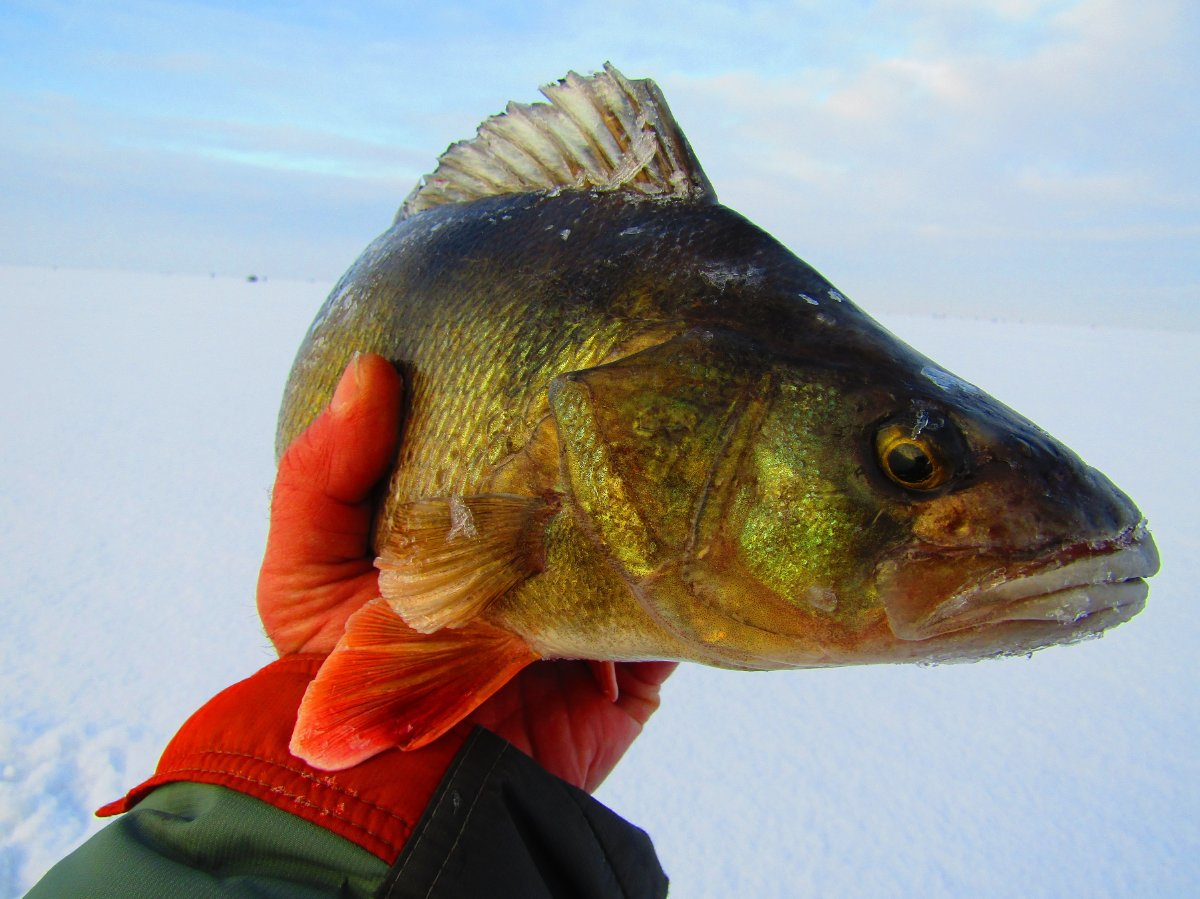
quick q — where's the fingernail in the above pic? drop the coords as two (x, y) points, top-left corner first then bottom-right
(331, 352), (363, 416)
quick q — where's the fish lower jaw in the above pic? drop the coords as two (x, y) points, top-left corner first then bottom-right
(978, 578), (1147, 627)
(886, 598), (1145, 667)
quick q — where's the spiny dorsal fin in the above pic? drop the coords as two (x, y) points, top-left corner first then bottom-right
(397, 63), (715, 221)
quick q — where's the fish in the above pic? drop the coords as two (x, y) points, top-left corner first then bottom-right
(276, 64), (1159, 771)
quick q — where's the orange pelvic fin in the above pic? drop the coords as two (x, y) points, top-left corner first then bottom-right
(290, 598), (538, 770)
(376, 493), (558, 633)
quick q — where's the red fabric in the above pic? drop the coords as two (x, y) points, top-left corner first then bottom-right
(96, 655), (468, 862)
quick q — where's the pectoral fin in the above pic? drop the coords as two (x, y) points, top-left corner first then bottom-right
(291, 599), (538, 770)
(376, 493), (558, 633)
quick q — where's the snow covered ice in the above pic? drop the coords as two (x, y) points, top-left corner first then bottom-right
(2, 265), (1197, 898)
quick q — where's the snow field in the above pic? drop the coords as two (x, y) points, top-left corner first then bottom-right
(1, 266), (1195, 897)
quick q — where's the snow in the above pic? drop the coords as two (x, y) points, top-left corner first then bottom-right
(2, 265), (1197, 897)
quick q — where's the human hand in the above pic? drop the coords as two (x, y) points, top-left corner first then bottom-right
(466, 657), (677, 792)
(257, 352), (404, 656)
(258, 353), (676, 791)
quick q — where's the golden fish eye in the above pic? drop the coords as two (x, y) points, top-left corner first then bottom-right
(875, 424), (949, 491)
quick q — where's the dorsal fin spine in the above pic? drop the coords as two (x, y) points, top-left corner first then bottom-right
(442, 144), (506, 193)
(483, 125), (550, 187)
(550, 72), (625, 170)
(494, 103), (577, 184)
(396, 63), (715, 221)
(540, 84), (609, 177)
(470, 137), (532, 190)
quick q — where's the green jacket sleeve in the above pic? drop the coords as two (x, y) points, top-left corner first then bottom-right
(25, 781), (388, 899)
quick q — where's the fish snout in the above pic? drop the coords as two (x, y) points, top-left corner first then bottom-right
(914, 408), (1148, 553)
(879, 417), (1158, 651)
(1059, 461), (1144, 542)
(992, 410), (1131, 516)
(1000, 426), (1147, 549)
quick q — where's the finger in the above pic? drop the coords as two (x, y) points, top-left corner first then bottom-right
(326, 353), (405, 504)
(623, 661), (678, 689)
(588, 660), (620, 703)
(269, 353), (403, 564)
(281, 353), (404, 503)
(614, 661), (679, 723)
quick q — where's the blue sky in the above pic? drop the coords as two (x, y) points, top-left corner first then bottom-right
(1, 0), (1196, 324)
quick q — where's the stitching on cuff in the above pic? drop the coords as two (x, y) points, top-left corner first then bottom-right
(157, 763), (414, 847)
(197, 748), (411, 818)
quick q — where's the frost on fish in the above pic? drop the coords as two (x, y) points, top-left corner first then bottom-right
(278, 64), (1159, 770)
(698, 262), (766, 290)
(446, 495), (478, 541)
(921, 363), (982, 397)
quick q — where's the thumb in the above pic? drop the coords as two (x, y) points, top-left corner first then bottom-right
(269, 353), (404, 565)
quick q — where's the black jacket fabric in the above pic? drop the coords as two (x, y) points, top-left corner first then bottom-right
(378, 728), (668, 898)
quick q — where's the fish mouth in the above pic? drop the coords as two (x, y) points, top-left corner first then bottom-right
(879, 522), (1159, 653)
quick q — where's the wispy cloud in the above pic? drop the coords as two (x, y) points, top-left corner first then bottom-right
(661, 1), (1196, 317)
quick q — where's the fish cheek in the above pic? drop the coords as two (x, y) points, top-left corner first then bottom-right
(725, 378), (904, 626)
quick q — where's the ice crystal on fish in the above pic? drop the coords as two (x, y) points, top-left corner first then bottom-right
(447, 496), (479, 542)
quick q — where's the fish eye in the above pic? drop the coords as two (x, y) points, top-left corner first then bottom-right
(875, 422), (950, 491)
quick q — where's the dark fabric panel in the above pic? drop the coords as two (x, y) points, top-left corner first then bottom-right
(377, 728), (667, 899)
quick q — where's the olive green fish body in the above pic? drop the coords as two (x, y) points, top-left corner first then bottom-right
(280, 192), (852, 502)
(281, 67), (1158, 770)
(281, 192), (891, 664)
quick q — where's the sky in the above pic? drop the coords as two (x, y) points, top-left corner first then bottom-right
(0, 0), (1196, 326)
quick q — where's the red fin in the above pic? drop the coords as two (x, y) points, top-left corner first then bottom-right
(290, 599), (538, 770)
(589, 660), (620, 703)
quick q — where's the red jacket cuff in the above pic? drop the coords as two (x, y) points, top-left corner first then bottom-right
(96, 654), (469, 862)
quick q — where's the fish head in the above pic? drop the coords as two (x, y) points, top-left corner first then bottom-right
(715, 331), (1157, 667)
(552, 320), (1157, 669)
(856, 356), (1158, 663)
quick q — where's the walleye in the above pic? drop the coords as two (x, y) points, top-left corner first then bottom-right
(277, 64), (1159, 770)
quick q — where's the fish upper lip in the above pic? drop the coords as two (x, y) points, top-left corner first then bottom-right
(894, 521), (1159, 638)
(958, 521), (1157, 603)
